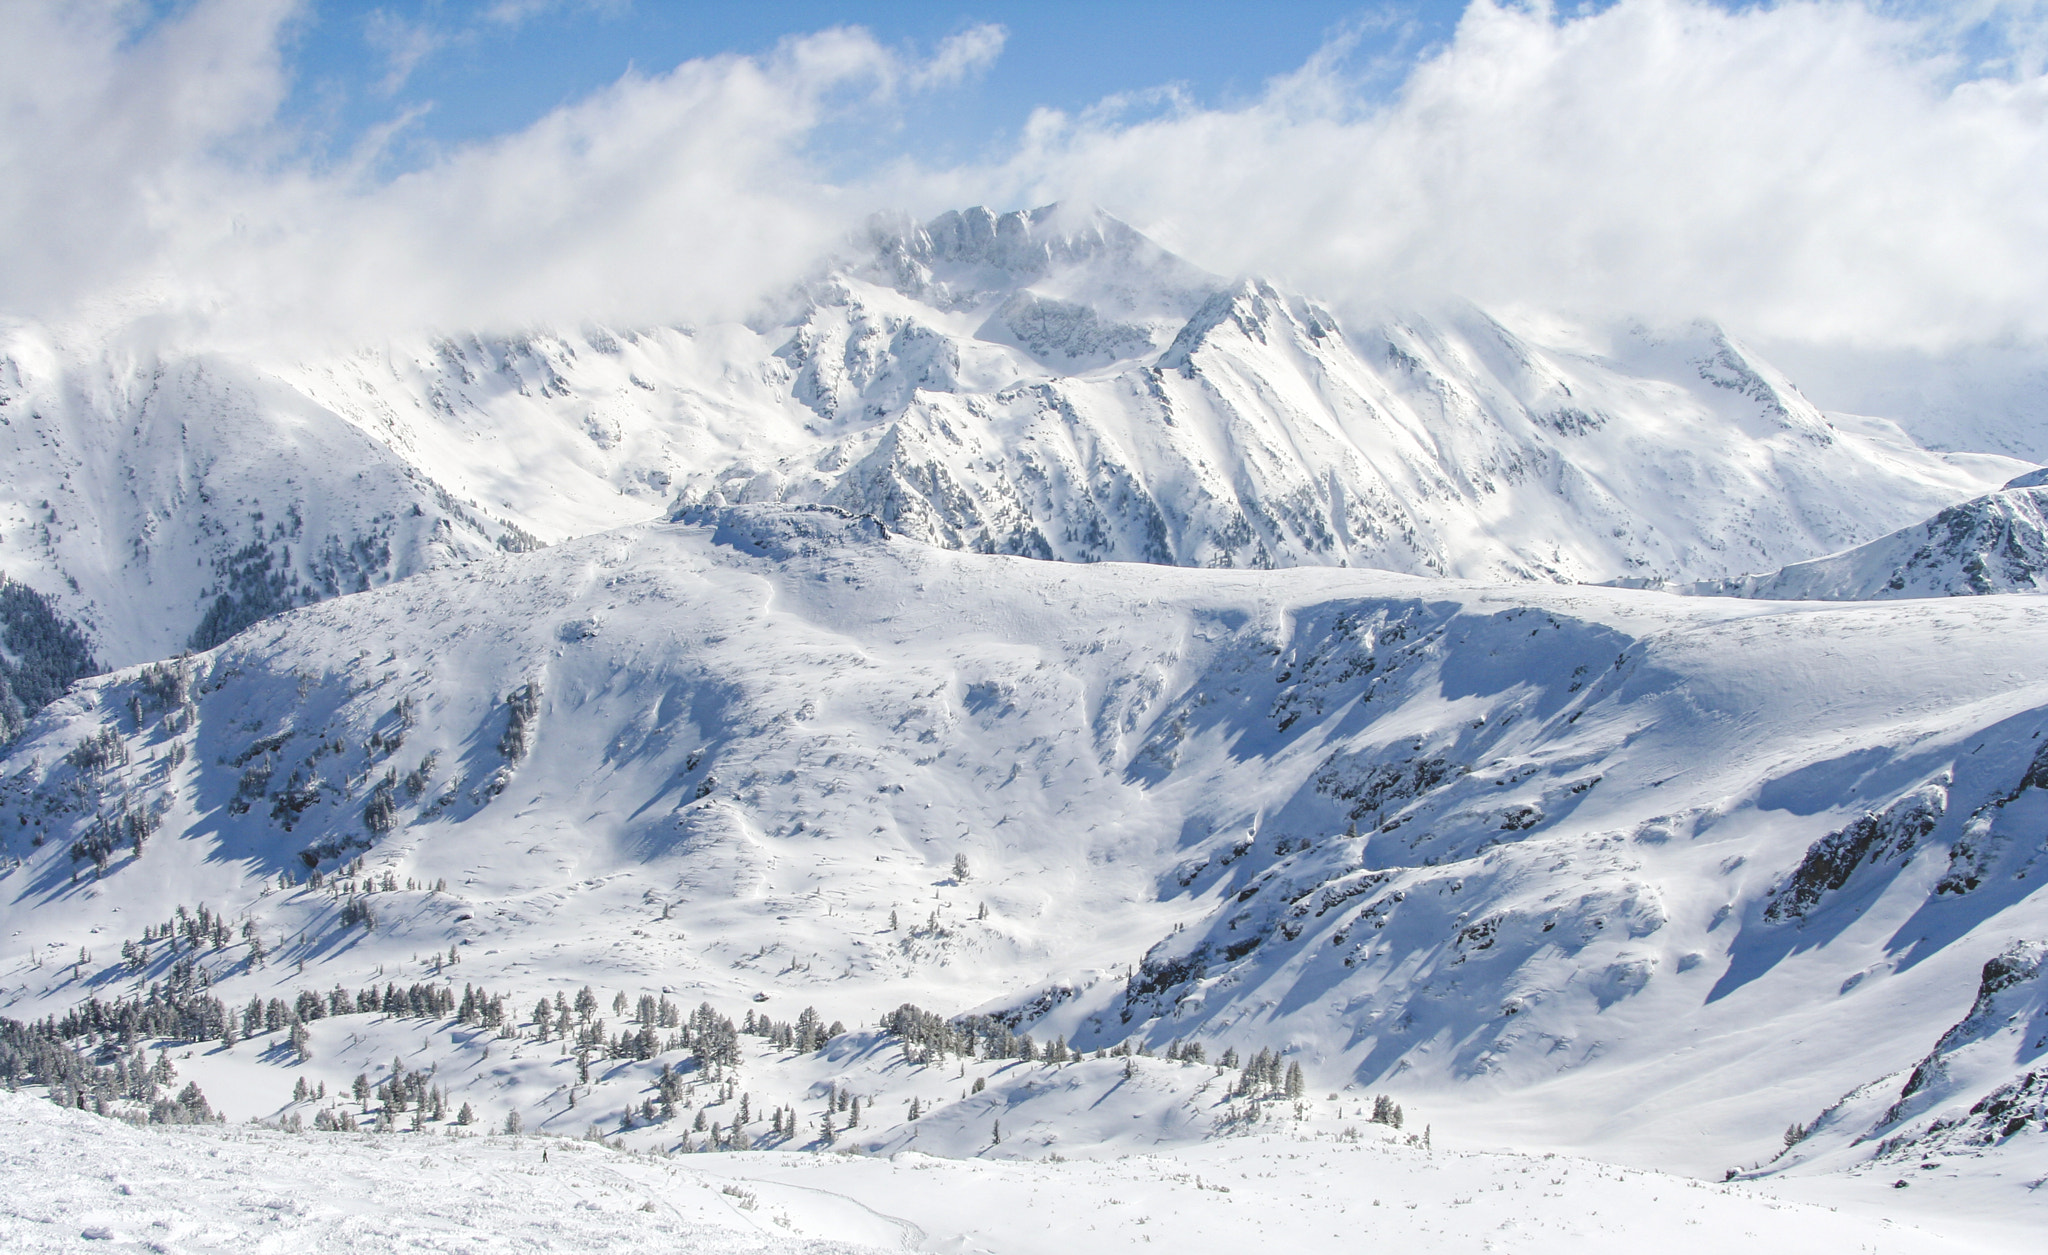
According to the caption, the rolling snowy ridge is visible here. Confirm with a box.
[4,507,2048,1209]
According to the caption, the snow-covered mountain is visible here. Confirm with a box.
[6,205,2048,1243]
[0,327,532,668]
[7,506,2048,1197]
[674,206,2016,583]
[1665,468,2048,600]
[0,206,2020,669]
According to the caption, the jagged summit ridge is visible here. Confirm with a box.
[682,217,2009,581]
[863,203,1218,317]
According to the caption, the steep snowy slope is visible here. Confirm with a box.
[1764,937,2048,1201]
[1,206,2019,670]
[0,326,530,667]
[1669,468,2048,600]
[6,507,2048,1193]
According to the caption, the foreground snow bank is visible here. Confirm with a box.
[0,1091,2015,1254]
[0,1091,871,1254]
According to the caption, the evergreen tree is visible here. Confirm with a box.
[1370,1094,1404,1128]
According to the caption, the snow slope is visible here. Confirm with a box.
[1668,469,2048,600]
[1756,928,2048,1203]
[0,326,527,668]
[0,1089,2016,1254]
[7,506,2048,1203]
[0,1089,869,1254]
[0,205,2020,668]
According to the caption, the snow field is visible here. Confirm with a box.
[0,1090,870,1254]
[0,1089,2013,1254]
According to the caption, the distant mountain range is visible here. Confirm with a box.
[0,205,2018,667]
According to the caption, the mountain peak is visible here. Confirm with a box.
[860,203,1219,319]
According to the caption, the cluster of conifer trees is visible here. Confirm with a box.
[8,950,1369,1151]
[0,576,97,747]
[1230,1047,1307,1100]
[743,1003,842,1053]
[0,1028,215,1126]
[881,1003,1072,1064]
[0,970,222,1124]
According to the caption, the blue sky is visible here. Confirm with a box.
[280,1,1472,172]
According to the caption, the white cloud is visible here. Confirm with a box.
[364,8,444,95]
[484,0,630,28]
[0,3,954,349]
[965,0,2048,351]
[2,1,2046,361]
[908,24,1007,91]
[0,0,298,327]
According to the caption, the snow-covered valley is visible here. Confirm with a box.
[5,1085,2023,1254]
[5,495,2048,1247]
